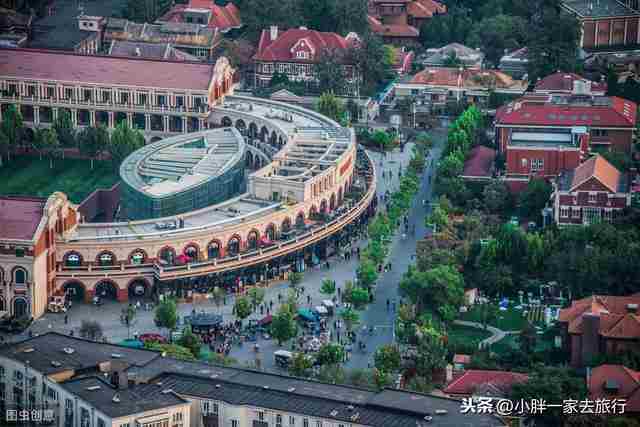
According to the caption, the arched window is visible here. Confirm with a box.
[14,268,27,284]
[247,230,259,250]
[281,218,291,233]
[159,247,175,265]
[97,251,115,266]
[227,236,241,256]
[296,212,305,229]
[184,244,199,260]
[208,241,221,259]
[130,249,146,265]
[65,252,82,267]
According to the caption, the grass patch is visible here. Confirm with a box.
[448,324,492,348]
[0,156,119,203]
[460,303,528,332]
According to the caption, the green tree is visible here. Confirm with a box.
[320,278,336,296]
[79,320,103,341]
[122,304,136,339]
[315,48,348,95]
[53,109,75,148]
[333,0,368,35]
[510,366,587,426]
[123,0,172,22]
[400,265,464,322]
[145,342,195,361]
[340,307,360,332]
[349,32,393,96]
[270,306,298,345]
[414,332,447,380]
[239,0,302,40]
[370,130,394,152]
[316,92,345,123]
[356,258,378,289]
[316,342,345,366]
[178,325,203,358]
[518,178,552,219]
[0,129,8,167]
[247,287,266,312]
[154,298,178,338]
[374,344,401,373]
[211,286,225,314]
[466,14,527,66]
[78,125,109,169]
[289,271,304,294]
[345,286,369,309]
[289,351,313,377]
[269,71,290,87]
[1,104,23,160]
[108,121,145,170]
[518,323,537,355]
[482,179,511,214]
[40,128,60,169]
[233,296,253,325]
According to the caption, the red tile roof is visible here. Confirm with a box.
[495,96,637,128]
[535,72,607,94]
[254,28,351,63]
[0,49,216,91]
[589,365,640,412]
[0,197,46,241]
[367,16,419,38]
[444,370,528,396]
[453,354,471,365]
[559,294,640,338]
[160,0,241,32]
[410,68,523,90]
[462,146,496,178]
[569,155,621,193]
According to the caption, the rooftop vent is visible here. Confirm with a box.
[263,385,270,390]
[63,347,75,354]
[51,361,62,367]
[605,379,620,392]
[435,409,448,415]
[287,387,296,392]
[350,413,360,421]
[86,386,101,391]
[22,347,35,353]
[156,382,163,386]
[112,393,120,403]
[111,353,122,359]
[330,410,338,417]
[347,405,354,411]
[161,389,174,394]
[215,384,221,389]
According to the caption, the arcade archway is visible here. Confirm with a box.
[64,281,86,302]
[95,280,119,300]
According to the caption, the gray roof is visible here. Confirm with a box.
[30,0,127,50]
[119,128,246,199]
[423,43,485,67]
[0,332,158,375]
[109,40,170,59]
[562,0,640,18]
[60,376,187,419]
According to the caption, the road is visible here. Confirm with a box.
[4,127,446,374]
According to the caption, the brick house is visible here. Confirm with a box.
[158,0,242,33]
[558,294,640,367]
[561,0,640,52]
[367,0,446,45]
[534,72,607,96]
[495,82,637,188]
[552,155,631,225]
[253,26,360,95]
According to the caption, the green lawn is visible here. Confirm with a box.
[460,303,528,332]
[0,156,119,203]
[448,324,492,349]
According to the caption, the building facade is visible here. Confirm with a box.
[495,82,637,187]
[253,26,360,95]
[0,333,505,427]
[158,0,242,34]
[367,0,446,45]
[0,49,235,141]
[552,155,631,226]
[562,0,640,51]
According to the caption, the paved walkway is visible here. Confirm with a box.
[453,320,521,350]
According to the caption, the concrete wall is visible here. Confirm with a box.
[78,183,121,223]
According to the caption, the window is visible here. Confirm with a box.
[603,209,613,222]
[80,408,90,427]
[589,192,597,203]
[15,248,24,257]
[296,51,308,59]
[46,87,54,98]
[276,414,283,427]
[14,371,23,382]
[289,416,295,426]
[531,158,544,171]
[592,129,608,137]
[560,207,570,218]
[120,424,130,427]
[64,88,73,100]
[47,386,58,400]
[303,419,309,427]
[258,411,265,421]
[231,421,239,427]
[521,158,528,168]
[0,366,4,379]
[84,89,92,102]
[14,268,27,284]
[315,421,322,427]
[572,207,581,218]
[158,95,167,106]
[97,418,106,427]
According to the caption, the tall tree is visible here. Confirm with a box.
[315,48,348,94]
[238,0,302,40]
[1,104,23,160]
[349,32,393,96]
[247,287,266,312]
[0,129,8,167]
[316,92,346,123]
[108,121,145,170]
[270,306,298,345]
[334,0,368,35]
[233,296,253,325]
[78,125,109,169]
[374,344,401,373]
[53,109,75,148]
[40,128,60,169]
[154,298,178,338]
[466,14,527,66]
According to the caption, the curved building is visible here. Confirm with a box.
[120,128,246,220]
[0,50,376,318]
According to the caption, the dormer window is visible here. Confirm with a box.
[296,51,308,60]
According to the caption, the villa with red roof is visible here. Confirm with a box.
[253,26,360,95]
[534,72,607,96]
[368,0,446,45]
[158,0,242,33]
[558,293,640,367]
[495,79,637,190]
[589,364,640,413]
[444,370,529,398]
[552,155,631,226]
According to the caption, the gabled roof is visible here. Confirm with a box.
[559,294,640,337]
[462,146,496,178]
[367,15,420,38]
[534,71,607,94]
[444,370,528,396]
[0,197,46,241]
[254,28,351,63]
[159,0,241,32]
[407,0,447,18]
[589,365,640,412]
[409,68,524,91]
[569,154,622,193]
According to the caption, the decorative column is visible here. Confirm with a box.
[164,115,169,132]
[145,114,151,131]
[52,107,59,121]
[127,112,133,128]
[90,110,95,126]
[33,106,40,126]
[108,111,114,129]
[198,118,204,132]
[71,109,78,127]
[182,116,187,134]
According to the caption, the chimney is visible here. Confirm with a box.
[627,303,638,314]
[270,25,278,41]
[109,360,129,390]
[581,313,600,366]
